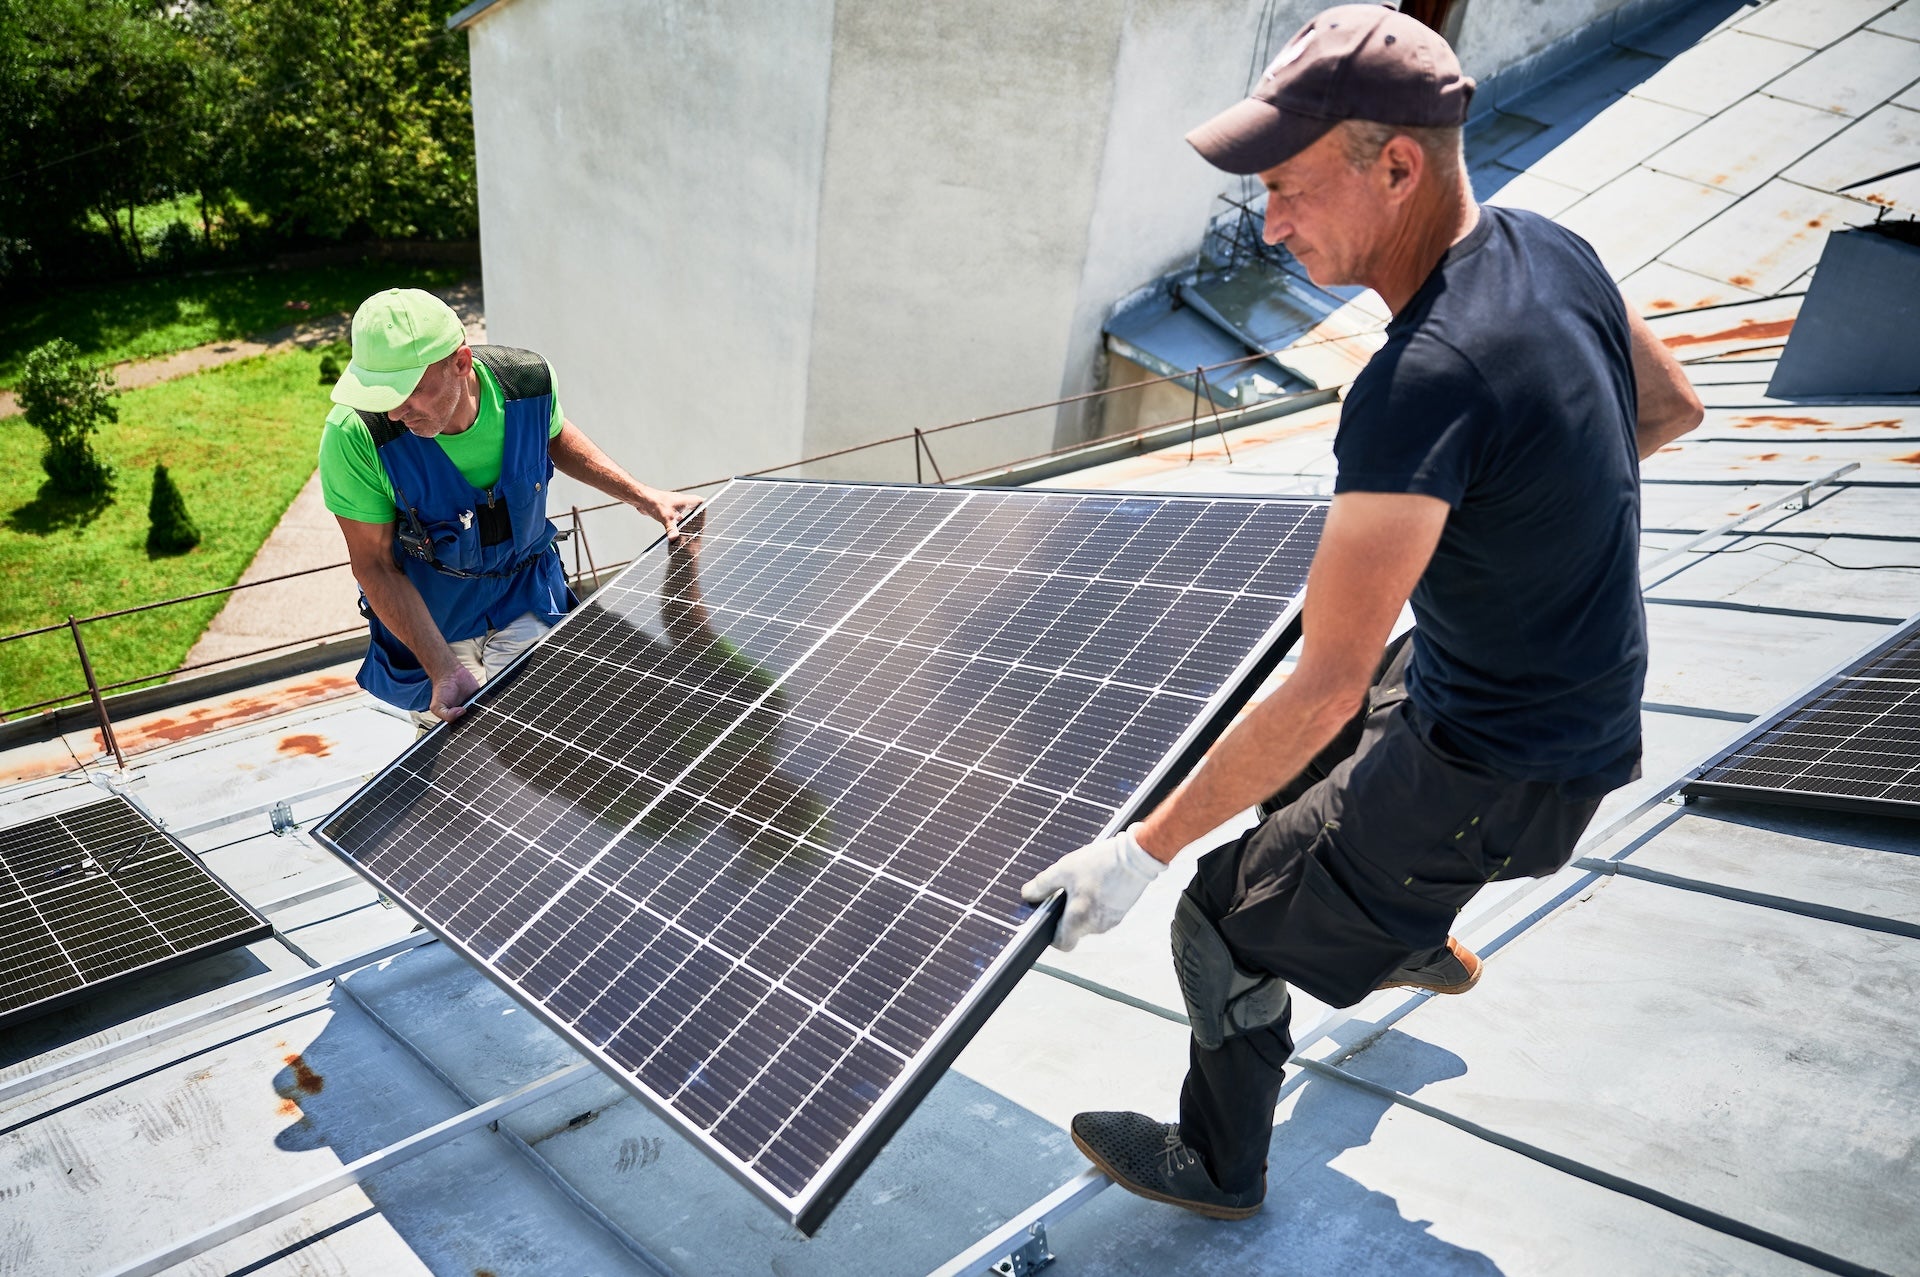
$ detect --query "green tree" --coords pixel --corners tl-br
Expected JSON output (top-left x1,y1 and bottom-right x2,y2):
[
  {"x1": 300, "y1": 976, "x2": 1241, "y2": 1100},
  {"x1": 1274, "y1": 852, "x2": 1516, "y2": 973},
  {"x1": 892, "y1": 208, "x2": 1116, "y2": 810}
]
[
  {"x1": 18, "y1": 339, "x2": 117, "y2": 498},
  {"x1": 0, "y1": 0, "x2": 201, "y2": 274},
  {"x1": 0, "y1": 0, "x2": 477, "y2": 283},
  {"x1": 222, "y1": 0, "x2": 477, "y2": 242},
  {"x1": 146, "y1": 462, "x2": 202, "y2": 554}
]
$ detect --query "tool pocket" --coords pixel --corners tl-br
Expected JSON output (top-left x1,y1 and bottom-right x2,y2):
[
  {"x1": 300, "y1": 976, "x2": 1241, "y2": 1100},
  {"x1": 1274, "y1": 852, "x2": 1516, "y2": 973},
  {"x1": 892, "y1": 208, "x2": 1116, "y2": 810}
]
[{"x1": 1243, "y1": 822, "x2": 1413, "y2": 1009}]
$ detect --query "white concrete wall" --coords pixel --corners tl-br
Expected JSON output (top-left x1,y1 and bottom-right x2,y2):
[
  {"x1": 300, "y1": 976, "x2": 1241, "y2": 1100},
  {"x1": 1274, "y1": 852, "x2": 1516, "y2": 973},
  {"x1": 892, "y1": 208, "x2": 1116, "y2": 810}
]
[
  {"x1": 1060, "y1": 0, "x2": 1305, "y2": 446},
  {"x1": 797, "y1": 0, "x2": 1277, "y2": 475},
  {"x1": 1451, "y1": 0, "x2": 1661, "y2": 81},
  {"x1": 468, "y1": 0, "x2": 835, "y2": 554},
  {"x1": 466, "y1": 0, "x2": 1280, "y2": 498}
]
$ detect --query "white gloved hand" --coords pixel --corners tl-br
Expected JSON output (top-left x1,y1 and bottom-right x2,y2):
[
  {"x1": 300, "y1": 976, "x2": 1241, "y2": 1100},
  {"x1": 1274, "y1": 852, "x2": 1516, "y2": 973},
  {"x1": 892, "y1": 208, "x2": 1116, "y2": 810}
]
[{"x1": 1020, "y1": 825, "x2": 1166, "y2": 952}]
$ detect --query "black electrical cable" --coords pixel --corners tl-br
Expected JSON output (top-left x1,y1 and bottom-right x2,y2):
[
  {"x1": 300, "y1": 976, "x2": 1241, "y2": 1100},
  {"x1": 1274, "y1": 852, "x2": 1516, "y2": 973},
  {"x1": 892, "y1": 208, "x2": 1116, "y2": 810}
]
[{"x1": 1689, "y1": 540, "x2": 1920, "y2": 571}]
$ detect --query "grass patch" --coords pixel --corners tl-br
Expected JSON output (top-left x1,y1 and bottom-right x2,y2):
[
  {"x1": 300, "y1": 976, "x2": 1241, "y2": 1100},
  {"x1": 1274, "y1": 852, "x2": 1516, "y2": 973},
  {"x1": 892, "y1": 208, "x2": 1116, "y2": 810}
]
[
  {"x1": 0, "y1": 346, "x2": 338, "y2": 713},
  {"x1": 0, "y1": 261, "x2": 470, "y2": 388}
]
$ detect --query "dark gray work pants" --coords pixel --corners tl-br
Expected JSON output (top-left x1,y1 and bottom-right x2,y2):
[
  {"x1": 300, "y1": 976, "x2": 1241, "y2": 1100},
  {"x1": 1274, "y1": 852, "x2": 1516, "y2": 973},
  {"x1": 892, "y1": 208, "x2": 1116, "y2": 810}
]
[{"x1": 1177, "y1": 636, "x2": 1606, "y2": 1193}]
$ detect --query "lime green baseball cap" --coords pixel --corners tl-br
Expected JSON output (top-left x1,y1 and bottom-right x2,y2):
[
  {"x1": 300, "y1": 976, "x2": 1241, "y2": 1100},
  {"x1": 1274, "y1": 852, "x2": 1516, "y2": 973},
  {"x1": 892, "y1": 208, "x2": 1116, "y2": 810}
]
[{"x1": 329, "y1": 288, "x2": 467, "y2": 412}]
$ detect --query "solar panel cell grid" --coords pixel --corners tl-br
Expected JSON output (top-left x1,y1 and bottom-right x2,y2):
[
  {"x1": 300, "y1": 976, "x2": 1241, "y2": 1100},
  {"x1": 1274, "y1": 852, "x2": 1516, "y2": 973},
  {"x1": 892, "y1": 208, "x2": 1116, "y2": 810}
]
[
  {"x1": 1689, "y1": 617, "x2": 1920, "y2": 815},
  {"x1": 0, "y1": 796, "x2": 270, "y2": 1029},
  {"x1": 317, "y1": 479, "x2": 1323, "y2": 1228}
]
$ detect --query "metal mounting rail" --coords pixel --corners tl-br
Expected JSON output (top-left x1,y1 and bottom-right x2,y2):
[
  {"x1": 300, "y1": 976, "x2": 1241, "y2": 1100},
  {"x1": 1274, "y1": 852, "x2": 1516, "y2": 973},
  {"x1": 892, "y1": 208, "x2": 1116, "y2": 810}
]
[
  {"x1": 933, "y1": 660, "x2": 1838, "y2": 1275},
  {"x1": 167, "y1": 772, "x2": 375, "y2": 838},
  {"x1": 0, "y1": 931, "x2": 434, "y2": 1108},
  {"x1": 1639, "y1": 461, "x2": 1856, "y2": 581},
  {"x1": 99, "y1": 1062, "x2": 595, "y2": 1277}
]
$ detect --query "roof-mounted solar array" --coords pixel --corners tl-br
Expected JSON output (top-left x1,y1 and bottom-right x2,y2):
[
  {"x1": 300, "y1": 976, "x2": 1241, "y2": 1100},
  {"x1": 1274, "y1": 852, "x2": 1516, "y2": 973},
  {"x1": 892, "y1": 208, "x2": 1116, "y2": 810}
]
[
  {"x1": 316, "y1": 478, "x2": 1325, "y2": 1232},
  {"x1": 0, "y1": 795, "x2": 271, "y2": 1030},
  {"x1": 1686, "y1": 613, "x2": 1920, "y2": 819}
]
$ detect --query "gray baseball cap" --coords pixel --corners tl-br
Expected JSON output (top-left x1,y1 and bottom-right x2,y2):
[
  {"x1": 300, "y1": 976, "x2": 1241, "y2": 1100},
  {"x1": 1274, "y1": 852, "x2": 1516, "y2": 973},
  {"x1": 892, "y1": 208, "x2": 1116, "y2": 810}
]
[{"x1": 1187, "y1": 4, "x2": 1475, "y2": 175}]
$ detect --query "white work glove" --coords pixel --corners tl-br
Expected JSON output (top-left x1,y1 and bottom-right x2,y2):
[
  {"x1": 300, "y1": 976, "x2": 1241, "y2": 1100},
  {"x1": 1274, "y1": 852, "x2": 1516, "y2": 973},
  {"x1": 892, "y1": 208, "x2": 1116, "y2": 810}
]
[{"x1": 1020, "y1": 825, "x2": 1166, "y2": 952}]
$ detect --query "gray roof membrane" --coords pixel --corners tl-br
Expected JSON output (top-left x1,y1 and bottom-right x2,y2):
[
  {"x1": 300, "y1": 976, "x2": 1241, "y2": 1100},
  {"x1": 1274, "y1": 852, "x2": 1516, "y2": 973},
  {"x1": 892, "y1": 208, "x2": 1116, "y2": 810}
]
[{"x1": 3, "y1": 0, "x2": 1918, "y2": 1271}]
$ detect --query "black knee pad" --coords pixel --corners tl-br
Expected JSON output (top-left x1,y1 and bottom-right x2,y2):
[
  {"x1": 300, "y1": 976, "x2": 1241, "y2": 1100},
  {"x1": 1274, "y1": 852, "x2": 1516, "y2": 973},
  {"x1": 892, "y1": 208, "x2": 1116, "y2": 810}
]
[{"x1": 1171, "y1": 894, "x2": 1292, "y2": 1051}]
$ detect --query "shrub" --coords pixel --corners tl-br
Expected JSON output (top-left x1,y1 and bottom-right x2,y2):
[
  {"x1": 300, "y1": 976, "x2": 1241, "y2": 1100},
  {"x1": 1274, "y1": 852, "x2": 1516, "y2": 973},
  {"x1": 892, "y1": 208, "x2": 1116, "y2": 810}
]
[
  {"x1": 146, "y1": 462, "x2": 201, "y2": 554},
  {"x1": 17, "y1": 339, "x2": 116, "y2": 499},
  {"x1": 317, "y1": 352, "x2": 343, "y2": 384}
]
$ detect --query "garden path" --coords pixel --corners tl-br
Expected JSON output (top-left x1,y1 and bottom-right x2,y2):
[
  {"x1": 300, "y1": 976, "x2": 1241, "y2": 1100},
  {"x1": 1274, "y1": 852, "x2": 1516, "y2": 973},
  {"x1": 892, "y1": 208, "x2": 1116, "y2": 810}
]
[
  {"x1": 174, "y1": 283, "x2": 486, "y2": 676},
  {"x1": 0, "y1": 278, "x2": 484, "y2": 418}
]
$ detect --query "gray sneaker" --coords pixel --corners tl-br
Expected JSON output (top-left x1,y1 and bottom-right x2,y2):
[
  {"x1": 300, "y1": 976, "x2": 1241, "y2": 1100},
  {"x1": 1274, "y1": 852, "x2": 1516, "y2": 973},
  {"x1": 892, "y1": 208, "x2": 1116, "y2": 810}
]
[
  {"x1": 1070, "y1": 1111, "x2": 1264, "y2": 1220},
  {"x1": 1378, "y1": 936, "x2": 1482, "y2": 995}
]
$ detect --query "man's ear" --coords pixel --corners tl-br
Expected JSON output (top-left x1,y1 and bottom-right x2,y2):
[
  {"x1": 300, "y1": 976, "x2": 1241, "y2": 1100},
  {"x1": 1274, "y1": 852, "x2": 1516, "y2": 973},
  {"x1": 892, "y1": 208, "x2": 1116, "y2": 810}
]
[
  {"x1": 450, "y1": 344, "x2": 474, "y2": 376},
  {"x1": 1379, "y1": 133, "x2": 1425, "y2": 204}
]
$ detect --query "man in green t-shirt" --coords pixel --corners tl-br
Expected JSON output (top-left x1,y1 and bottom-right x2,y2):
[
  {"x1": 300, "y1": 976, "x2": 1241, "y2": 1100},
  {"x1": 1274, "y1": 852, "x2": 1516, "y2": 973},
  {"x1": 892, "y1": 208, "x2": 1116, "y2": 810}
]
[{"x1": 321, "y1": 288, "x2": 698, "y2": 728}]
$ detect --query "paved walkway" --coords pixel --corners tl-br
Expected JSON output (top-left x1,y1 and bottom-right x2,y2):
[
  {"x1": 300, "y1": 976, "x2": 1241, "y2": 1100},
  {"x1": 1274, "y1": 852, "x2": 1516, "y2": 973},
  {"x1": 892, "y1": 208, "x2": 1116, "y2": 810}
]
[{"x1": 0, "y1": 279, "x2": 484, "y2": 418}]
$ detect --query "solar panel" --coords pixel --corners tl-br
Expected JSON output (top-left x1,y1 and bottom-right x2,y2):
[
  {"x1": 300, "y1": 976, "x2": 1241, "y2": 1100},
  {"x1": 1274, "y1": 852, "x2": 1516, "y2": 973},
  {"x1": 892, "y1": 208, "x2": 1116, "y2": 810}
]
[
  {"x1": 0, "y1": 794, "x2": 272, "y2": 1030},
  {"x1": 316, "y1": 478, "x2": 1324, "y2": 1231},
  {"x1": 1687, "y1": 613, "x2": 1920, "y2": 818}
]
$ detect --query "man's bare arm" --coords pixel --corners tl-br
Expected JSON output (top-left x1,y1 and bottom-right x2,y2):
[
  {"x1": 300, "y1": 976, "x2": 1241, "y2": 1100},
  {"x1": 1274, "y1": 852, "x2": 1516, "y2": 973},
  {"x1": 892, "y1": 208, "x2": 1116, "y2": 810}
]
[
  {"x1": 1133, "y1": 491, "x2": 1451, "y2": 861},
  {"x1": 549, "y1": 420, "x2": 701, "y2": 536},
  {"x1": 337, "y1": 515, "x2": 477, "y2": 720},
  {"x1": 1624, "y1": 305, "x2": 1704, "y2": 460}
]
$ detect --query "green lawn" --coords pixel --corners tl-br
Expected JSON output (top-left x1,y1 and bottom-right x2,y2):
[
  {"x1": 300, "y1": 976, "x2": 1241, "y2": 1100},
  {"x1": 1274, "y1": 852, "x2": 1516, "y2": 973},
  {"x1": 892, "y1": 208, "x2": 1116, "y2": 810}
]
[
  {"x1": 0, "y1": 347, "x2": 337, "y2": 714},
  {"x1": 0, "y1": 261, "x2": 470, "y2": 388}
]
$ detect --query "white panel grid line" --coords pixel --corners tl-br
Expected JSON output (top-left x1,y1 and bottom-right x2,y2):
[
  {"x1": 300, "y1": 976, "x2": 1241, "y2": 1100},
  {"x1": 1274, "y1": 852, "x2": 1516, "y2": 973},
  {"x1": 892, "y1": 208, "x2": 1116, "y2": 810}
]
[
  {"x1": 1693, "y1": 614, "x2": 1920, "y2": 810},
  {"x1": 477, "y1": 489, "x2": 977, "y2": 962},
  {"x1": 0, "y1": 796, "x2": 269, "y2": 1028},
  {"x1": 315, "y1": 480, "x2": 1325, "y2": 1227}
]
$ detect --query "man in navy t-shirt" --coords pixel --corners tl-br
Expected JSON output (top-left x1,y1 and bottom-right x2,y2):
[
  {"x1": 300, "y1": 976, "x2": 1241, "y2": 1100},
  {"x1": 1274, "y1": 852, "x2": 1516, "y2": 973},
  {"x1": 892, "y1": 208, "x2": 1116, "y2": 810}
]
[{"x1": 1021, "y1": 4, "x2": 1703, "y2": 1221}]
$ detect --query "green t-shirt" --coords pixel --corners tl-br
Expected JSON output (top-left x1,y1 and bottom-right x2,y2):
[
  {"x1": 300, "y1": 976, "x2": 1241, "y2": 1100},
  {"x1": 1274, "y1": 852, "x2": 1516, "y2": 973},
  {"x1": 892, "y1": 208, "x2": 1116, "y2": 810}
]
[{"x1": 319, "y1": 361, "x2": 564, "y2": 525}]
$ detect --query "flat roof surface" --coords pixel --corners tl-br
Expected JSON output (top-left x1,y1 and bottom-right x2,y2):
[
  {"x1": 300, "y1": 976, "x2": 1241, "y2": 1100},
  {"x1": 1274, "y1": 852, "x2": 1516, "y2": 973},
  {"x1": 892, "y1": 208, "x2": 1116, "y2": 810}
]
[{"x1": 4, "y1": 0, "x2": 1918, "y2": 1271}]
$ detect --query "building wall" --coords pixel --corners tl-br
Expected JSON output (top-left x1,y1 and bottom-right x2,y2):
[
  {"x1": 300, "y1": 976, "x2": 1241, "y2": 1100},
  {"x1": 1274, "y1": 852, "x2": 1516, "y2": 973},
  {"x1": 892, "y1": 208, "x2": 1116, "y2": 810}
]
[
  {"x1": 462, "y1": 0, "x2": 1669, "y2": 512},
  {"x1": 467, "y1": 0, "x2": 835, "y2": 557},
  {"x1": 1451, "y1": 0, "x2": 1686, "y2": 84},
  {"x1": 465, "y1": 0, "x2": 1269, "y2": 500},
  {"x1": 799, "y1": 0, "x2": 1275, "y2": 477},
  {"x1": 1059, "y1": 0, "x2": 1294, "y2": 447}
]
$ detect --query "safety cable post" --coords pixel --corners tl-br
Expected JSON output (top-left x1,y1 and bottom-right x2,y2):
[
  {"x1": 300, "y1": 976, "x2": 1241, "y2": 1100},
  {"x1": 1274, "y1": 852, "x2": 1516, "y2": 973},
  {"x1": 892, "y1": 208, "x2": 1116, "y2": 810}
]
[
  {"x1": 571, "y1": 506, "x2": 603, "y2": 594},
  {"x1": 68, "y1": 615, "x2": 125, "y2": 771},
  {"x1": 1188, "y1": 367, "x2": 1205, "y2": 463},
  {"x1": 1196, "y1": 367, "x2": 1235, "y2": 465},
  {"x1": 915, "y1": 428, "x2": 948, "y2": 485}
]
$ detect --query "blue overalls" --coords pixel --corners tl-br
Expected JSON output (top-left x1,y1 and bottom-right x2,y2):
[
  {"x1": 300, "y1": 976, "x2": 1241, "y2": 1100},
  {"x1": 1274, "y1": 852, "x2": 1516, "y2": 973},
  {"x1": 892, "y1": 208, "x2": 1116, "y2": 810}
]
[{"x1": 353, "y1": 345, "x2": 573, "y2": 712}]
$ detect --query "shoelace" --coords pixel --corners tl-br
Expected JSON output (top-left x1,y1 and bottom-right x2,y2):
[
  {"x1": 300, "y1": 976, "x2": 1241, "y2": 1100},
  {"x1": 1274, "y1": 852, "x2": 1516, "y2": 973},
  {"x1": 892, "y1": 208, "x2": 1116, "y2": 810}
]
[{"x1": 1159, "y1": 1127, "x2": 1199, "y2": 1178}]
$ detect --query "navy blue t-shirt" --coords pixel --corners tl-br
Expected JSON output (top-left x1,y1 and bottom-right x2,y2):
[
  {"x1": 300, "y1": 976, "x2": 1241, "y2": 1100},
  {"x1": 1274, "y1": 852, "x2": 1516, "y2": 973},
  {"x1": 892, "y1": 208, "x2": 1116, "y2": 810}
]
[{"x1": 1335, "y1": 205, "x2": 1645, "y2": 793}]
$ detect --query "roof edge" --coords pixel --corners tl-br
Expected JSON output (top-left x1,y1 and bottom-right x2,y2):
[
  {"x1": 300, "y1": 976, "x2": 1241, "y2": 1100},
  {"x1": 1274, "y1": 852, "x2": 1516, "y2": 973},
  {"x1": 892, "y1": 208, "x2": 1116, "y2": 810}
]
[{"x1": 447, "y1": 0, "x2": 515, "y2": 32}]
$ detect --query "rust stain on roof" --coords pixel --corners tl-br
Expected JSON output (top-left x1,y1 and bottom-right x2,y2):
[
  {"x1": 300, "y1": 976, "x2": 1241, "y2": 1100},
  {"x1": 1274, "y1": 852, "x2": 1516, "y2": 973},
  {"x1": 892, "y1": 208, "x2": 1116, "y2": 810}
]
[
  {"x1": 1749, "y1": 452, "x2": 1782, "y2": 461},
  {"x1": 1893, "y1": 451, "x2": 1920, "y2": 465},
  {"x1": 1661, "y1": 317, "x2": 1793, "y2": 349},
  {"x1": 1735, "y1": 414, "x2": 1829, "y2": 430},
  {"x1": 1649, "y1": 298, "x2": 1679, "y2": 311},
  {"x1": 281, "y1": 1054, "x2": 324, "y2": 1096},
  {"x1": 84, "y1": 674, "x2": 359, "y2": 760},
  {"x1": 276, "y1": 733, "x2": 333, "y2": 758}
]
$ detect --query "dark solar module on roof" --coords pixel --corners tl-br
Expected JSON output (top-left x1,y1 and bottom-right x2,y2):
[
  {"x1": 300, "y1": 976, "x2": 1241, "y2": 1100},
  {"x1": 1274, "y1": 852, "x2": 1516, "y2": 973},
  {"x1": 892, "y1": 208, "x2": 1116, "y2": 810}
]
[
  {"x1": 0, "y1": 794, "x2": 272, "y2": 1030},
  {"x1": 315, "y1": 478, "x2": 1325, "y2": 1232},
  {"x1": 1686, "y1": 613, "x2": 1920, "y2": 819}
]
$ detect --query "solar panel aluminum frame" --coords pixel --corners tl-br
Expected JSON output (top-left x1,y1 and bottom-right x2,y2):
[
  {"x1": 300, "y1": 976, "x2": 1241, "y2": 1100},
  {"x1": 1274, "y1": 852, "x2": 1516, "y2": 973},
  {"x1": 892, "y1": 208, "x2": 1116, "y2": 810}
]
[
  {"x1": 1683, "y1": 610, "x2": 1920, "y2": 819},
  {"x1": 313, "y1": 478, "x2": 1322, "y2": 1233},
  {"x1": 0, "y1": 791, "x2": 273, "y2": 1032}
]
